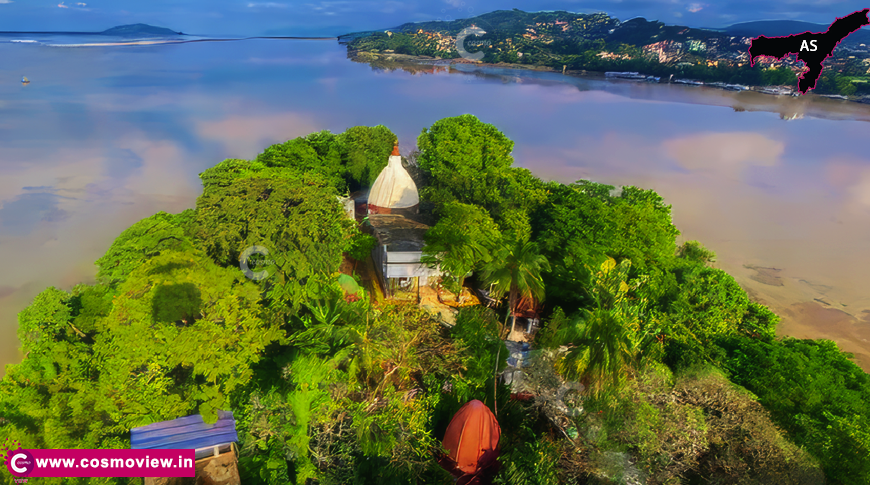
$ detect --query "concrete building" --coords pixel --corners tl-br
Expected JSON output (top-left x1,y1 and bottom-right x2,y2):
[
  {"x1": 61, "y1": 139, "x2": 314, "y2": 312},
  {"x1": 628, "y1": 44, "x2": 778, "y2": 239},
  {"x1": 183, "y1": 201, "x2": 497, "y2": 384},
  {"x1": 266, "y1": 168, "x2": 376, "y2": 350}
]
[{"x1": 367, "y1": 214, "x2": 441, "y2": 299}]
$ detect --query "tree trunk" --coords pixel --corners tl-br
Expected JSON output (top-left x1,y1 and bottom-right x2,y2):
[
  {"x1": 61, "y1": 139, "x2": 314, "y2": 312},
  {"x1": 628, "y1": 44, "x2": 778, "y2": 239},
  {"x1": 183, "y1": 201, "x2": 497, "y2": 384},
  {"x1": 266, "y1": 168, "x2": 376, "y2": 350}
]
[
  {"x1": 67, "y1": 322, "x2": 87, "y2": 339},
  {"x1": 493, "y1": 344, "x2": 500, "y2": 417},
  {"x1": 508, "y1": 283, "x2": 518, "y2": 336}
]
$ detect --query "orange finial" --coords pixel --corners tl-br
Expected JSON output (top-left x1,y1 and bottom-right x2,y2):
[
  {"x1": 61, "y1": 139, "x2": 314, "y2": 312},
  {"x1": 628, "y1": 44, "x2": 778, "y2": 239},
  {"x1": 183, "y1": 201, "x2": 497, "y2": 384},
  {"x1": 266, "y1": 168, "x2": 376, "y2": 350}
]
[{"x1": 391, "y1": 141, "x2": 400, "y2": 156}]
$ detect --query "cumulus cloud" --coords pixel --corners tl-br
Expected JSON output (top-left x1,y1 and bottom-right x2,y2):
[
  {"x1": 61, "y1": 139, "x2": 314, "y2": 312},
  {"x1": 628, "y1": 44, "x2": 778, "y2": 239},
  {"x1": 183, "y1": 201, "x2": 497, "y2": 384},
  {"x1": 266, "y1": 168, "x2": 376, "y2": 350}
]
[
  {"x1": 57, "y1": 2, "x2": 68, "y2": 7},
  {"x1": 663, "y1": 132, "x2": 784, "y2": 176},
  {"x1": 195, "y1": 112, "x2": 319, "y2": 159},
  {"x1": 846, "y1": 172, "x2": 870, "y2": 208},
  {"x1": 825, "y1": 157, "x2": 870, "y2": 210}
]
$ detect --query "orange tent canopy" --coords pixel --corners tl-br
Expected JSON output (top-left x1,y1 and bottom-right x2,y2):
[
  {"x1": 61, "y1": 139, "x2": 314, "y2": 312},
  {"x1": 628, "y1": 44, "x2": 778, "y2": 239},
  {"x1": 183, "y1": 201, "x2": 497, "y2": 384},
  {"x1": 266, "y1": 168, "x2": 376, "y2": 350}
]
[{"x1": 442, "y1": 400, "x2": 501, "y2": 476}]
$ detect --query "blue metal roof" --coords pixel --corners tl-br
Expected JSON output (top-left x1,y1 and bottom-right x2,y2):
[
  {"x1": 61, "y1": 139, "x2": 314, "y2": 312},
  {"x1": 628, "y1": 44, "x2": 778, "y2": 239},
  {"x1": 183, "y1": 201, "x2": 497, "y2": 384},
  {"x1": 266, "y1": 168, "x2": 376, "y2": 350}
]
[{"x1": 130, "y1": 411, "x2": 238, "y2": 450}]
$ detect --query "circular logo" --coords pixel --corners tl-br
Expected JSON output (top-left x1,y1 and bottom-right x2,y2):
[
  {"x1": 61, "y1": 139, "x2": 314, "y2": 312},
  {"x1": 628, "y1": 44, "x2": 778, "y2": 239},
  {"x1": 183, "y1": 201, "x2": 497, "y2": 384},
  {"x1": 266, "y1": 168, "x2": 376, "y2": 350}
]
[
  {"x1": 239, "y1": 245, "x2": 274, "y2": 281},
  {"x1": 7, "y1": 449, "x2": 34, "y2": 477},
  {"x1": 455, "y1": 24, "x2": 490, "y2": 61}
]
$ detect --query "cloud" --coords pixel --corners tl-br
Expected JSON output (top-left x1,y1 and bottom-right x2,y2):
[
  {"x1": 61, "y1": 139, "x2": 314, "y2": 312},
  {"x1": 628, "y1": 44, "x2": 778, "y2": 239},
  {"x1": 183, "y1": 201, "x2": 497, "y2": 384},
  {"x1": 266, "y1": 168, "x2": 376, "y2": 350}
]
[
  {"x1": 195, "y1": 112, "x2": 319, "y2": 159},
  {"x1": 686, "y1": 2, "x2": 706, "y2": 13},
  {"x1": 247, "y1": 2, "x2": 288, "y2": 7},
  {"x1": 57, "y1": 1, "x2": 88, "y2": 8},
  {"x1": 0, "y1": 0, "x2": 13, "y2": 4},
  {"x1": 846, "y1": 172, "x2": 870, "y2": 208},
  {"x1": 824, "y1": 157, "x2": 870, "y2": 211},
  {"x1": 663, "y1": 132, "x2": 784, "y2": 176},
  {"x1": 0, "y1": 192, "x2": 70, "y2": 236}
]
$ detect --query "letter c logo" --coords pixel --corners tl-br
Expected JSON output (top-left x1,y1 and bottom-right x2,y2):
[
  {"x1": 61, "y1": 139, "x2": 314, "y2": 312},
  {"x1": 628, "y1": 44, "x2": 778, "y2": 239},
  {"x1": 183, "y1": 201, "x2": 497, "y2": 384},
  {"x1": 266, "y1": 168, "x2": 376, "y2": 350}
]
[
  {"x1": 7, "y1": 449, "x2": 34, "y2": 477},
  {"x1": 10, "y1": 454, "x2": 28, "y2": 473}
]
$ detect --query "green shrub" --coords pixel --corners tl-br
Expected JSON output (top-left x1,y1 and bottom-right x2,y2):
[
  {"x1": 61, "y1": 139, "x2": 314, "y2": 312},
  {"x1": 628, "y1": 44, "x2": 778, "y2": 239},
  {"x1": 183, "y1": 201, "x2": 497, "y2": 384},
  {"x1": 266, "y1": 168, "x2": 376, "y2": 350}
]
[{"x1": 720, "y1": 337, "x2": 870, "y2": 484}]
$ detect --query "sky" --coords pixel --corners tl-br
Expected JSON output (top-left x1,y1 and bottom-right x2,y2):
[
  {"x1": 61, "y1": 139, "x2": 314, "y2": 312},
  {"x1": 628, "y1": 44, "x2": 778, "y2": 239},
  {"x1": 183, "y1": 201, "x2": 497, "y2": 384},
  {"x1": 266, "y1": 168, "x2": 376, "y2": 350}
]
[{"x1": 0, "y1": 0, "x2": 868, "y2": 37}]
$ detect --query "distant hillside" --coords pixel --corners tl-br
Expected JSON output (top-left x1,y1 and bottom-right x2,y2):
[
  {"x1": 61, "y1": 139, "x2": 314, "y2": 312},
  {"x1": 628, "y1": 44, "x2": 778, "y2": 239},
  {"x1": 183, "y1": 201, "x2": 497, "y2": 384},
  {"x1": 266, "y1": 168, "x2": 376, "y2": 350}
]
[
  {"x1": 342, "y1": 8, "x2": 870, "y2": 97},
  {"x1": 341, "y1": 9, "x2": 752, "y2": 48},
  {"x1": 100, "y1": 24, "x2": 183, "y2": 37},
  {"x1": 374, "y1": 9, "x2": 617, "y2": 39},
  {"x1": 725, "y1": 20, "x2": 870, "y2": 45},
  {"x1": 343, "y1": 9, "x2": 870, "y2": 49}
]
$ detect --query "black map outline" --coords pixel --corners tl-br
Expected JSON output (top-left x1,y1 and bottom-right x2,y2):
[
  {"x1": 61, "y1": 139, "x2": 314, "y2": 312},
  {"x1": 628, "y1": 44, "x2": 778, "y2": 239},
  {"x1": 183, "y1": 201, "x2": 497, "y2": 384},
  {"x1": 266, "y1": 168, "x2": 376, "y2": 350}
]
[{"x1": 748, "y1": 9, "x2": 870, "y2": 94}]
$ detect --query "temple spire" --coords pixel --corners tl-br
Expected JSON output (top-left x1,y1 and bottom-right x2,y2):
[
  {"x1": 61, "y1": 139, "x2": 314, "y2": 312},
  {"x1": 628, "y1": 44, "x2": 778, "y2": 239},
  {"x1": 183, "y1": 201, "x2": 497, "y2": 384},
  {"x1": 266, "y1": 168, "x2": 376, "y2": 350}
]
[{"x1": 367, "y1": 139, "x2": 419, "y2": 215}]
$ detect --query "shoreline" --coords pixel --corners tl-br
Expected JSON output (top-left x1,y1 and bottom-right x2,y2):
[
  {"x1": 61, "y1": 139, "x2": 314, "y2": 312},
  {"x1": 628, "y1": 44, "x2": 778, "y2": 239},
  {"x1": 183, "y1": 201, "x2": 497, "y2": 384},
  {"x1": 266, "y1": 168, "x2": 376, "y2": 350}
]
[
  {"x1": 4, "y1": 36, "x2": 338, "y2": 48},
  {"x1": 352, "y1": 48, "x2": 870, "y2": 371},
  {"x1": 726, "y1": 262, "x2": 870, "y2": 370},
  {"x1": 348, "y1": 50, "x2": 870, "y2": 106}
]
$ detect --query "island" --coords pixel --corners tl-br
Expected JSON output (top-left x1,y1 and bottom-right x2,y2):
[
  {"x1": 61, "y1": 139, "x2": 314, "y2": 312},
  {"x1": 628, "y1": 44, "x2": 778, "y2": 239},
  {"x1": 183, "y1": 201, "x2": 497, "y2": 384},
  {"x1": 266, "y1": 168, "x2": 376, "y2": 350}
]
[
  {"x1": 0, "y1": 23, "x2": 183, "y2": 38},
  {"x1": 99, "y1": 23, "x2": 184, "y2": 37},
  {"x1": 749, "y1": 9, "x2": 870, "y2": 93},
  {"x1": 2, "y1": 115, "x2": 868, "y2": 483}
]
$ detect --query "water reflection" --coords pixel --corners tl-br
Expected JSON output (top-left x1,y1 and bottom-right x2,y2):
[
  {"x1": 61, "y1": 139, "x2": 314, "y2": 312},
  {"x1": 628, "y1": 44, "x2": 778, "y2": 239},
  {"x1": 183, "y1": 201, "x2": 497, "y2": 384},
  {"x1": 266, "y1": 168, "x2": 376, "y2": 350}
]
[
  {"x1": 1, "y1": 40, "x2": 870, "y2": 372},
  {"x1": 352, "y1": 53, "x2": 870, "y2": 123}
]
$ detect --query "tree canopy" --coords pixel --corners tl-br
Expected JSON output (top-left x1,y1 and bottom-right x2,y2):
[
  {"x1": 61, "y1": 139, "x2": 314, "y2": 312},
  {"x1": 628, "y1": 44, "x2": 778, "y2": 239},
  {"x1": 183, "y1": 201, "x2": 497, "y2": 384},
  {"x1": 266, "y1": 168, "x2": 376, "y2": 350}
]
[
  {"x1": 1, "y1": 119, "x2": 864, "y2": 485},
  {"x1": 421, "y1": 201, "x2": 502, "y2": 294}
]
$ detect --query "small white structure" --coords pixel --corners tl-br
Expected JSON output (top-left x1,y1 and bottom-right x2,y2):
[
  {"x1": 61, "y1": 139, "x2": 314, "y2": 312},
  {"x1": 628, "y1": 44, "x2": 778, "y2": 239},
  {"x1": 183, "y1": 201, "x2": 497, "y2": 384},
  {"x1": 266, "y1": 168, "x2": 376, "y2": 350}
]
[
  {"x1": 337, "y1": 196, "x2": 355, "y2": 220},
  {"x1": 367, "y1": 142, "x2": 419, "y2": 215},
  {"x1": 368, "y1": 214, "x2": 440, "y2": 299}
]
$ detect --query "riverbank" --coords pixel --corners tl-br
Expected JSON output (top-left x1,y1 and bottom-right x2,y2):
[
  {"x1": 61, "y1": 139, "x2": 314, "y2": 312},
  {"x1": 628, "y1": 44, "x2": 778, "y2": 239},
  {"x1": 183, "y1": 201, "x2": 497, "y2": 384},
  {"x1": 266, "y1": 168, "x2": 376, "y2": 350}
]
[
  {"x1": 3, "y1": 38, "x2": 868, "y2": 378},
  {"x1": 729, "y1": 262, "x2": 870, "y2": 370},
  {"x1": 349, "y1": 48, "x2": 870, "y2": 371},
  {"x1": 348, "y1": 49, "x2": 870, "y2": 106}
]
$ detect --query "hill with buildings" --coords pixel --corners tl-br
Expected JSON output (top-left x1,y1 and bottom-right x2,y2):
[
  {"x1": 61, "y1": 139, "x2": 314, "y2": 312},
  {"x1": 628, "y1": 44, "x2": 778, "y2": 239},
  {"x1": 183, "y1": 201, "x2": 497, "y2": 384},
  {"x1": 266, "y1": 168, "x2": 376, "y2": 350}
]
[{"x1": 341, "y1": 9, "x2": 870, "y2": 97}]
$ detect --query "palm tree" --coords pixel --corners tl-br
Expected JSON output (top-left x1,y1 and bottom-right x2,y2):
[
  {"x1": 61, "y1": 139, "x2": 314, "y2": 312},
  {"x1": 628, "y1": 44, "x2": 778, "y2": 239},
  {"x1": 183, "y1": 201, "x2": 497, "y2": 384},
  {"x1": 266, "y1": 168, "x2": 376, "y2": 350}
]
[
  {"x1": 556, "y1": 258, "x2": 661, "y2": 397},
  {"x1": 480, "y1": 239, "x2": 550, "y2": 336},
  {"x1": 420, "y1": 201, "x2": 500, "y2": 303}
]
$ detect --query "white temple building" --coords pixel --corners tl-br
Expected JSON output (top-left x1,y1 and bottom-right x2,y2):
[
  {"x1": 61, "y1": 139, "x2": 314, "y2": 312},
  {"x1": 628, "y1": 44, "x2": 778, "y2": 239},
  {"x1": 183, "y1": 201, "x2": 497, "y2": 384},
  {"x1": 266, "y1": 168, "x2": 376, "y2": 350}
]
[
  {"x1": 367, "y1": 142, "x2": 419, "y2": 216},
  {"x1": 363, "y1": 142, "x2": 439, "y2": 299}
]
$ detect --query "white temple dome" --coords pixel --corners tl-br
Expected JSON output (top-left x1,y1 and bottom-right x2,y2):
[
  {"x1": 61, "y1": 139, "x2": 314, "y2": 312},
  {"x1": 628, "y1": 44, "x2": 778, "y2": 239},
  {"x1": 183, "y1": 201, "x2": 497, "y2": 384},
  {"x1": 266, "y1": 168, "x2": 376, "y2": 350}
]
[{"x1": 368, "y1": 142, "x2": 419, "y2": 214}]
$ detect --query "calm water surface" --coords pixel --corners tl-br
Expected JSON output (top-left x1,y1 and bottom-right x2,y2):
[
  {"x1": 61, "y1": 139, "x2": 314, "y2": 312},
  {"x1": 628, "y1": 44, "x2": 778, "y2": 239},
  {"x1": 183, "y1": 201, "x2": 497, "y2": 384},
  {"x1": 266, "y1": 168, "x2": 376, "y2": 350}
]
[{"x1": 2, "y1": 39, "x2": 870, "y2": 371}]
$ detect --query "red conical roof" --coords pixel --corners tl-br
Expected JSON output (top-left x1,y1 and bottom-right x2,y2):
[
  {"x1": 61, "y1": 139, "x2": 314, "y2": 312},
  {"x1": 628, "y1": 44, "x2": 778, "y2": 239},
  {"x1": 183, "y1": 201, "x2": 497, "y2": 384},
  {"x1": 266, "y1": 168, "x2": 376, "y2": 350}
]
[{"x1": 442, "y1": 400, "x2": 501, "y2": 475}]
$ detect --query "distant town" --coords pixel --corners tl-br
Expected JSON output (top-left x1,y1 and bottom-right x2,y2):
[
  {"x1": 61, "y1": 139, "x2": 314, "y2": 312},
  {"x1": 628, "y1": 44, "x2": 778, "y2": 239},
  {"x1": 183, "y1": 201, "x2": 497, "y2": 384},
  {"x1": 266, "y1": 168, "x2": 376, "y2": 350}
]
[{"x1": 340, "y1": 9, "x2": 870, "y2": 101}]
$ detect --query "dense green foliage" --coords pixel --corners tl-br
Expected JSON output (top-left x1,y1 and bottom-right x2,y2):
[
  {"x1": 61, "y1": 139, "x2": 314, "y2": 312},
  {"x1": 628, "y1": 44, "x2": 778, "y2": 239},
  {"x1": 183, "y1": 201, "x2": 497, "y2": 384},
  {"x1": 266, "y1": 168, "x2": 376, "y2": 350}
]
[
  {"x1": 421, "y1": 201, "x2": 502, "y2": 299},
  {"x1": 555, "y1": 258, "x2": 661, "y2": 397},
  {"x1": 417, "y1": 114, "x2": 547, "y2": 238},
  {"x1": 721, "y1": 337, "x2": 870, "y2": 483},
  {"x1": 1, "y1": 117, "x2": 866, "y2": 484},
  {"x1": 208, "y1": 125, "x2": 397, "y2": 194},
  {"x1": 577, "y1": 364, "x2": 824, "y2": 484},
  {"x1": 532, "y1": 180, "x2": 680, "y2": 310}
]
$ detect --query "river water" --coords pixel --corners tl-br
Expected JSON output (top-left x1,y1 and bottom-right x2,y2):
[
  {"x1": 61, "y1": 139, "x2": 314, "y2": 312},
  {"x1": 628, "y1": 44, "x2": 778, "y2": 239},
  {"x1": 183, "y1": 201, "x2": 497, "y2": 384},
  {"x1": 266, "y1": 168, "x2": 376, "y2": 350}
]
[{"x1": 2, "y1": 38, "x2": 870, "y2": 372}]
